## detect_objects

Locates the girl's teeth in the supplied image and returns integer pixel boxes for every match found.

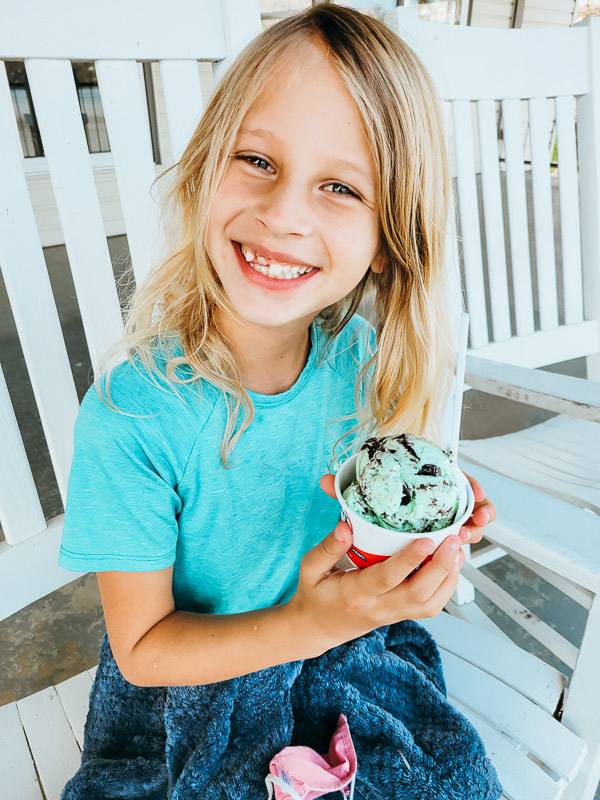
[240,242,315,280]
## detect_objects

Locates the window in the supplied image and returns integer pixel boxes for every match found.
[4,60,161,164]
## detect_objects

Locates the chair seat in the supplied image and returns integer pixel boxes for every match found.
[421,613,587,800]
[0,616,587,800]
[0,667,96,800]
[459,415,600,514]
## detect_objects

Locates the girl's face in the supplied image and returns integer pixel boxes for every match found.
[206,39,383,332]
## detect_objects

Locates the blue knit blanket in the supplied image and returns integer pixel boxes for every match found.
[61,620,502,800]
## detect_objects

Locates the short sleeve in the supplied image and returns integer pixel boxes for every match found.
[58,381,182,572]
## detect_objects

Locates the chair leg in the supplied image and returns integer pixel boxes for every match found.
[560,595,600,800]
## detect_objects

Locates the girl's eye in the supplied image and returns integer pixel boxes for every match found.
[236,155,272,172]
[323,183,360,200]
[235,155,360,200]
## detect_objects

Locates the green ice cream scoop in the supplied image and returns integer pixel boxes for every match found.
[343,434,459,533]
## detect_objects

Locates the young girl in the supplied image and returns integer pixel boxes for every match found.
[59,4,497,797]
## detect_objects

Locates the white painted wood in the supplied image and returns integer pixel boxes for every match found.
[528,96,559,331]
[460,561,579,669]
[561,596,600,799]
[94,60,164,287]
[465,356,600,421]
[470,544,508,569]
[0,519,83,620]
[17,687,82,800]
[421,613,567,714]
[24,58,125,373]
[445,597,514,640]
[0,702,44,800]
[159,61,205,164]
[575,18,600,383]
[460,415,600,513]
[456,460,600,595]
[501,98,535,337]
[0,363,47,545]
[450,697,567,800]
[55,671,94,750]
[0,59,80,506]
[452,100,488,348]
[0,0,228,60]
[441,650,586,782]
[477,99,511,343]
[213,0,264,84]
[467,320,600,367]
[384,8,590,101]
[555,96,584,326]
[486,543,594,610]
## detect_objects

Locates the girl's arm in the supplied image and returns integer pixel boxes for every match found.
[99,472,497,688]
[97,567,318,687]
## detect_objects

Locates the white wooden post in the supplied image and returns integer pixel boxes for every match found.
[575,17,600,382]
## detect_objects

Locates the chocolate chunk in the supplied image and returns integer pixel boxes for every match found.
[417,464,441,477]
[400,484,411,506]
[396,434,419,461]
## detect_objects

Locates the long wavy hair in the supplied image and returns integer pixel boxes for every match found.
[95,4,455,470]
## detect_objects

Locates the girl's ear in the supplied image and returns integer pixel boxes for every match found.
[370,252,385,274]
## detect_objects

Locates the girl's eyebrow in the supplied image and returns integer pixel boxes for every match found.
[237,127,374,189]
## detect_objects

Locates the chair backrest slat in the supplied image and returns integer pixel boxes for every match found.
[555,95,584,326]
[501,97,535,337]
[575,20,600,378]
[528,96,559,331]
[159,60,206,164]
[24,58,125,371]
[452,100,489,348]
[0,365,47,545]
[477,98,511,342]
[0,62,79,504]
[94,59,163,285]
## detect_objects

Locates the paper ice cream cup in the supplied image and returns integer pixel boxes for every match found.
[334,453,475,570]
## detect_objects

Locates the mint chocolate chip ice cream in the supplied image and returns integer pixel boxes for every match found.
[342,434,459,533]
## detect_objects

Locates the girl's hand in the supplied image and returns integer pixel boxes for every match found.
[458,471,497,547]
[286,474,466,654]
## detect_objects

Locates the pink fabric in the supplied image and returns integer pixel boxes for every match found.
[265,713,357,800]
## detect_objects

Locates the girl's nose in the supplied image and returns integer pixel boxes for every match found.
[255,178,313,237]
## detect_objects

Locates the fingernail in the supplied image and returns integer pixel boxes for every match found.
[450,539,461,551]
[480,511,490,524]
[455,552,463,565]
[462,528,472,542]
[419,539,435,554]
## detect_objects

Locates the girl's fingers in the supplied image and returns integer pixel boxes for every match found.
[319,473,336,499]
[380,535,463,605]
[462,471,486,504]
[458,525,484,545]
[360,537,436,596]
[417,552,464,616]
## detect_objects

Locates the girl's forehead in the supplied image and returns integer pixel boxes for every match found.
[240,45,361,137]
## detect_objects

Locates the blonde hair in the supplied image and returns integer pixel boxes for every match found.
[96,4,455,470]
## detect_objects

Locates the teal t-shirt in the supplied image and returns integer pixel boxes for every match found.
[58,314,376,615]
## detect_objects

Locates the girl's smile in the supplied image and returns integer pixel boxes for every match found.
[232,240,320,292]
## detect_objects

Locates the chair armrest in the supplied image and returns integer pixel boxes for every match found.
[465,356,600,422]
[458,459,600,594]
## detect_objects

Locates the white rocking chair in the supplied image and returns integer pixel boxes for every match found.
[1,2,599,799]
[385,7,600,800]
